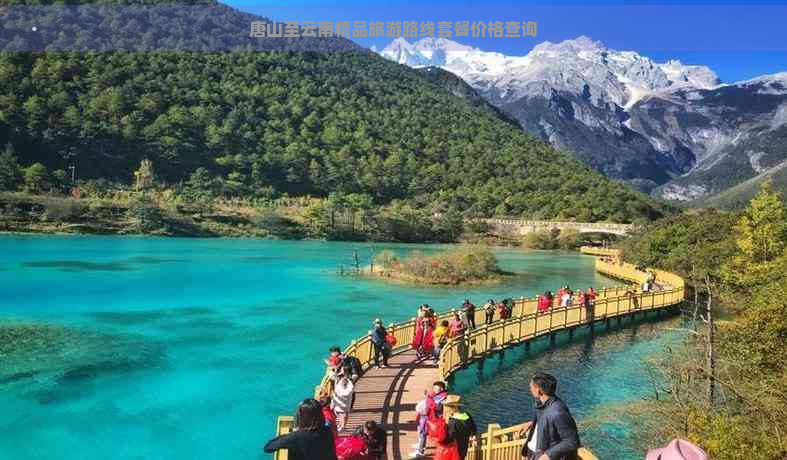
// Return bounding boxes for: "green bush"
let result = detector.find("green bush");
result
[23,163,50,193]
[557,228,583,250]
[254,211,306,239]
[42,198,86,222]
[522,229,559,249]
[395,245,500,283]
[128,197,165,233]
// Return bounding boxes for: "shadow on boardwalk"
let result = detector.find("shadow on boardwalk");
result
[344,349,439,460]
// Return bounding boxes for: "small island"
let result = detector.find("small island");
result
[368,244,509,285]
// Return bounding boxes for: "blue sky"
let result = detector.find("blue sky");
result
[224,2,787,82]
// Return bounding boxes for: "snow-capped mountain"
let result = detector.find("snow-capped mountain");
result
[379,36,787,200]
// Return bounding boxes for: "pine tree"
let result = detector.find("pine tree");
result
[0,144,22,191]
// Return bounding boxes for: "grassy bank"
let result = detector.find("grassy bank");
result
[0,191,469,242]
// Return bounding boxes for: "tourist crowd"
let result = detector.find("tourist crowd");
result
[263,371,591,460]
[263,285,602,460]
[264,282,708,460]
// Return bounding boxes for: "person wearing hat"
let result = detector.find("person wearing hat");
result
[646,439,708,460]
[444,395,478,459]
[519,372,580,460]
[370,318,389,368]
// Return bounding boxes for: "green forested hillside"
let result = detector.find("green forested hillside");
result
[0,3,669,222]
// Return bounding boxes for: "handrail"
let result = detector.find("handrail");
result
[437,257,684,379]
[273,416,294,460]
[479,219,637,232]
[272,247,685,460]
[311,284,632,399]
[579,246,620,257]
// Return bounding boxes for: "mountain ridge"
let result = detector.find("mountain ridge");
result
[0,6,669,223]
[379,36,787,202]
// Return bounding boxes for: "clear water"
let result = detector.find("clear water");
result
[0,235,668,460]
[451,315,684,459]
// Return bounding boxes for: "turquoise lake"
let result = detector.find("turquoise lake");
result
[0,235,677,459]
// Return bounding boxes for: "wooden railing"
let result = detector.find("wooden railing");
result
[273,416,598,460]
[579,246,620,257]
[481,219,637,235]
[310,285,633,399]
[470,422,598,460]
[438,256,684,379]
[273,247,685,460]
[273,417,294,460]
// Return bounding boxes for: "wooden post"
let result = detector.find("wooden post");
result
[484,424,500,459]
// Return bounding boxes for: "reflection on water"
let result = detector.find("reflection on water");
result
[452,314,684,460]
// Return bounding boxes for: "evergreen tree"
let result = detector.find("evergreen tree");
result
[22,163,49,193]
[0,144,22,191]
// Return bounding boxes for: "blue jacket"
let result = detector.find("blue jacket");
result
[371,325,386,346]
[522,396,580,460]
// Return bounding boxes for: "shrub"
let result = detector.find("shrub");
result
[23,163,50,193]
[373,249,398,270]
[42,198,86,222]
[522,229,559,249]
[557,228,583,250]
[394,245,500,284]
[254,211,306,239]
[127,197,165,233]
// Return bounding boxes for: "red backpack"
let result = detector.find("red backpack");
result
[427,416,448,443]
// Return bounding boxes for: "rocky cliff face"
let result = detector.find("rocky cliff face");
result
[379,36,787,200]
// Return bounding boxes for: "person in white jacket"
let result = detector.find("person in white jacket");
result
[331,371,355,432]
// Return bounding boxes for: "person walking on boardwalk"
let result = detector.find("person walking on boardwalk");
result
[585,287,597,322]
[444,395,478,459]
[519,372,580,460]
[483,298,496,325]
[331,371,355,432]
[409,382,449,459]
[449,312,466,338]
[537,292,551,313]
[412,317,434,361]
[410,392,431,458]
[462,299,477,330]
[433,320,450,364]
[370,318,389,368]
[264,398,338,460]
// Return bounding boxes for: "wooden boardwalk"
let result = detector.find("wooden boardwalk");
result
[273,252,686,460]
[344,349,439,460]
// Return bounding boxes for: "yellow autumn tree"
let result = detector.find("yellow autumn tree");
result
[722,181,787,293]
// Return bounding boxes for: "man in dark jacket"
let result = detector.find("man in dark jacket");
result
[371,318,389,368]
[444,395,478,459]
[519,372,580,460]
[355,420,387,460]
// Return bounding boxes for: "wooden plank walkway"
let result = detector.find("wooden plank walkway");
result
[343,349,439,460]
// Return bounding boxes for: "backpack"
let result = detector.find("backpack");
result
[427,416,448,443]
